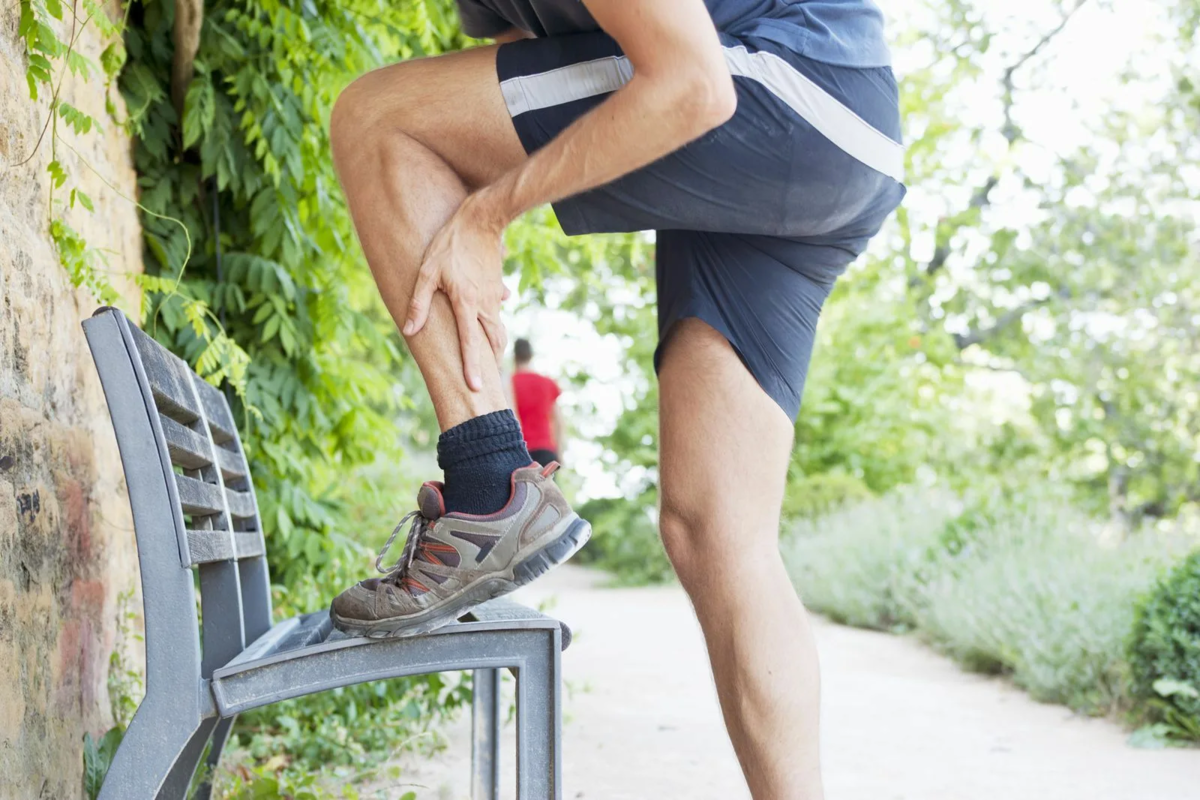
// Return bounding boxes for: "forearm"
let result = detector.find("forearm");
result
[469,51,735,229]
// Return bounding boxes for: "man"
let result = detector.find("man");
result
[327,0,903,796]
[509,338,564,466]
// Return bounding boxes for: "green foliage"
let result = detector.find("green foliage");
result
[573,495,673,586]
[785,491,958,631]
[107,589,145,731]
[82,727,123,800]
[51,216,118,303]
[782,472,873,520]
[785,488,1190,715]
[214,762,345,800]
[17,0,129,307]
[1128,550,1200,742]
[81,590,142,800]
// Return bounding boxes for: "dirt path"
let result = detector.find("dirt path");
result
[374,566,1200,800]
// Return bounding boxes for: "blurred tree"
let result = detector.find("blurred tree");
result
[893,0,1200,524]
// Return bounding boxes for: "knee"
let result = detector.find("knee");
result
[329,73,415,174]
[329,80,368,170]
[659,499,731,592]
[659,492,783,595]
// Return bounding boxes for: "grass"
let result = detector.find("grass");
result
[783,487,1192,716]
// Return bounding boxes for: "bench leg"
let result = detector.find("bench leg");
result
[471,668,503,800]
[98,701,208,800]
[191,716,236,800]
[155,717,219,799]
[515,647,561,800]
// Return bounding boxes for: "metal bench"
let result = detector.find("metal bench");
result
[83,307,566,799]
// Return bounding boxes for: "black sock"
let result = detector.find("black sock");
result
[437,410,531,515]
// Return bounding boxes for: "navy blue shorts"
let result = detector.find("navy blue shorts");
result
[497,31,905,420]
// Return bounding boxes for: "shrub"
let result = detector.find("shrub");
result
[782,472,874,520]
[915,506,1176,713]
[1128,550,1200,742]
[574,494,674,586]
[783,490,959,630]
[784,486,1190,716]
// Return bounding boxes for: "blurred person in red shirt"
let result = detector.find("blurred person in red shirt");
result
[509,338,563,466]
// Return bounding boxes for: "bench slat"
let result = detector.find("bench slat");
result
[216,446,248,483]
[127,324,201,423]
[234,531,264,559]
[186,531,262,564]
[187,529,235,563]
[467,598,573,650]
[272,611,334,654]
[193,376,237,444]
[160,415,214,471]
[176,474,226,517]
[226,488,255,520]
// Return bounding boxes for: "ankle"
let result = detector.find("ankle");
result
[437,410,531,515]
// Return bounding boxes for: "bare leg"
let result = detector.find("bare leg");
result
[658,319,823,800]
[330,46,528,431]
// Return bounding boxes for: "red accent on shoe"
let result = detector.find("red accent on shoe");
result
[420,481,447,518]
[402,576,431,594]
[541,462,560,478]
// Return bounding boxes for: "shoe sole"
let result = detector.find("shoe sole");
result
[330,515,592,639]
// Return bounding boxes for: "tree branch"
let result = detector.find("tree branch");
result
[952,298,1048,350]
[1002,0,1091,143]
[917,175,1000,283]
[172,0,204,118]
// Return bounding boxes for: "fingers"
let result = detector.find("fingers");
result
[480,313,508,362]
[452,292,483,391]
[403,263,437,336]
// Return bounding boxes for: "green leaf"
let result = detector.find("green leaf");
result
[18,3,35,38]
[47,160,67,188]
[59,102,97,135]
[82,727,123,800]
[182,77,215,149]
[66,49,94,79]
[77,190,94,212]
[100,42,126,78]
[261,313,281,343]
[1153,679,1200,700]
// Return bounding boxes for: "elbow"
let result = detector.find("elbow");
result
[684,69,737,137]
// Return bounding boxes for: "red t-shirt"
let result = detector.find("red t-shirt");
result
[512,370,560,452]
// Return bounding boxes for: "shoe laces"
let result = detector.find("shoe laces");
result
[375,510,430,593]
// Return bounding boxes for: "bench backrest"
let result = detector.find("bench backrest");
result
[83,308,272,689]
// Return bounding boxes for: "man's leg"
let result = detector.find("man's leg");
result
[658,318,823,800]
[329,45,527,431]
[327,46,592,637]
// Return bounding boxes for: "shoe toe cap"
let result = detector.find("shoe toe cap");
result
[331,580,381,620]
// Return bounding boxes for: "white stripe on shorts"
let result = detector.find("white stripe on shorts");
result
[498,45,905,183]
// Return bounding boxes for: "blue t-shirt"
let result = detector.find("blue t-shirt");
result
[456,0,891,68]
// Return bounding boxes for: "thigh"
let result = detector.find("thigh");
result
[336,44,528,190]
[655,230,836,421]
[657,317,794,541]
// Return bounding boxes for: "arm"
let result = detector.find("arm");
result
[468,0,736,229]
[406,0,736,388]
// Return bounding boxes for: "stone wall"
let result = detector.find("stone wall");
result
[0,5,143,798]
